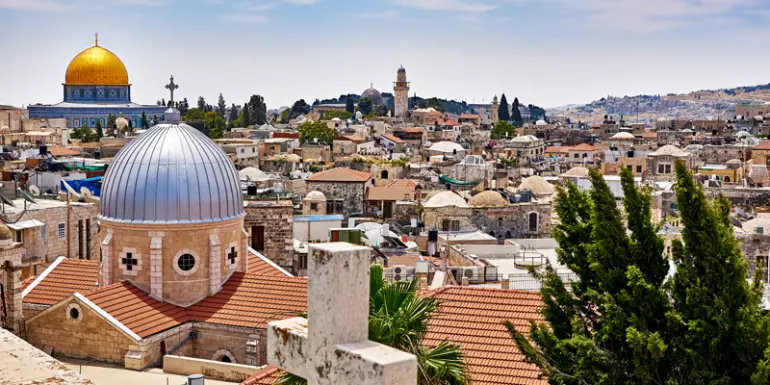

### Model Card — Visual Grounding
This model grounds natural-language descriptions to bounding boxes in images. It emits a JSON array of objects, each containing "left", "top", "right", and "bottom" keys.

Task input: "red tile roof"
[
  {"left": 754, "top": 140, "right": 770, "bottom": 150},
  {"left": 187, "top": 273, "right": 307, "bottom": 329},
  {"left": 545, "top": 146, "right": 571, "bottom": 154},
  {"left": 85, "top": 281, "right": 188, "bottom": 338},
  {"left": 23, "top": 258, "right": 100, "bottom": 305},
  {"left": 307, "top": 167, "right": 372, "bottom": 182},
  {"left": 424, "top": 286, "right": 545, "bottom": 385},
  {"left": 382, "top": 133, "right": 405, "bottom": 144},
  {"left": 242, "top": 365, "right": 282, "bottom": 385},
  {"left": 570, "top": 143, "right": 597, "bottom": 151},
  {"left": 48, "top": 146, "right": 82, "bottom": 157},
  {"left": 241, "top": 286, "right": 545, "bottom": 385},
  {"left": 248, "top": 249, "right": 291, "bottom": 277},
  {"left": 272, "top": 132, "right": 300, "bottom": 139},
  {"left": 403, "top": 127, "right": 425, "bottom": 134},
  {"left": 642, "top": 132, "right": 658, "bottom": 139}
]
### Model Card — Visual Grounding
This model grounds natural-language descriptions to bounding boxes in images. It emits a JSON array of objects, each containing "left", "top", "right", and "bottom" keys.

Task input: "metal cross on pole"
[{"left": 165, "top": 76, "right": 179, "bottom": 105}]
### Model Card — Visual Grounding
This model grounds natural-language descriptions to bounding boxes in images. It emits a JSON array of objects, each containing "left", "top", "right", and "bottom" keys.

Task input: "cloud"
[
  {"left": 282, "top": 0, "right": 317, "bottom": 4},
  {"left": 551, "top": 0, "right": 757, "bottom": 32},
  {"left": 354, "top": 10, "right": 400, "bottom": 20},
  {"left": 0, "top": 0, "right": 69, "bottom": 11},
  {"left": 393, "top": 0, "right": 496, "bottom": 12},
  {"left": 224, "top": 12, "right": 268, "bottom": 22}
]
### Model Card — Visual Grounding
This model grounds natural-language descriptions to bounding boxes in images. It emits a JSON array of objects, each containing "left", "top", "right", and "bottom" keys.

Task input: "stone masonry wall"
[
  {"left": 244, "top": 202, "right": 294, "bottom": 269},
  {"left": 306, "top": 181, "right": 367, "bottom": 219},
  {"left": 26, "top": 298, "right": 134, "bottom": 364},
  {"left": 471, "top": 203, "right": 553, "bottom": 241},
  {"left": 26, "top": 203, "right": 100, "bottom": 261}
]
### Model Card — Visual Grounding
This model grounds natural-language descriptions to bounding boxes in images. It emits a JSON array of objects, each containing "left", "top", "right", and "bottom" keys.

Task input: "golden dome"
[{"left": 65, "top": 44, "right": 129, "bottom": 86}]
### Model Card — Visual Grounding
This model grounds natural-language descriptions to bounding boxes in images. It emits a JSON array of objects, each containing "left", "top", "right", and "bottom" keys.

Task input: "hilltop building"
[
  {"left": 28, "top": 35, "right": 165, "bottom": 129},
  {"left": 393, "top": 66, "right": 410, "bottom": 119}
]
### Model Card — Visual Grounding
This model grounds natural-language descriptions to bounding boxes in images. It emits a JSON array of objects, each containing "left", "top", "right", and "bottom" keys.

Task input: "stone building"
[
  {"left": 303, "top": 191, "right": 327, "bottom": 216},
  {"left": 647, "top": 145, "right": 694, "bottom": 181},
  {"left": 21, "top": 109, "right": 307, "bottom": 375},
  {"left": 393, "top": 66, "right": 410, "bottom": 119},
  {"left": 508, "top": 135, "right": 545, "bottom": 167},
  {"left": 422, "top": 191, "right": 472, "bottom": 231},
  {"left": 752, "top": 140, "right": 770, "bottom": 167},
  {"left": 467, "top": 190, "right": 553, "bottom": 241},
  {"left": 244, "top": 200, "right": 294, "bottom": 269},
  {"left": 0, "top": 223, "right": 24, "bottom": 333},
  {"left": 305, "top": 167, "right": 373, "bottom": 218}
]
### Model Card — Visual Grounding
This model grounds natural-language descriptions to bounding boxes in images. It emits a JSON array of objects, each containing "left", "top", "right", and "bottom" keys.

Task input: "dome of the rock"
[{"left": 65, "top": 45, "right": 129, "bottom": 86}]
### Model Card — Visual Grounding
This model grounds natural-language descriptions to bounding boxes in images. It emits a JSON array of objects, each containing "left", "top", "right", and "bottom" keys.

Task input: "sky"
[{"left": 1, "top": 0, "right": 770, "bottom": 110}]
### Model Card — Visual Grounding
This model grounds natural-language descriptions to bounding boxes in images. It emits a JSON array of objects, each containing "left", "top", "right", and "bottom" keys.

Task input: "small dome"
[
  {"left": 398, "top": 66, "right": 406, "bottom": 73},
  {"left": 469, "top": 191, "right": 508, "bottom": 207},
  {"left": 535, "top": 119, "right": 547, "bottom": 126},
  {"left": 239, "top": 167, "right": 269, "bottom": 182},
  {"left": 361, "top": 85, "right": 384, "bottom": 106},
  {"left": 429, "top": 141, "right": 465, "bottom": 154},
  {"left": 562, "top": 166, "right": 590, "bottom": 178},
  {"left": 519, "top": 175, "right": 555, "bottom": 197},
  {"left": 611, "top": 132, "right": 635, "bottom": 140},
  {"left": 115, "top": 117, "right": 129, "bottom": 129},
  {"left": 305, "top": 191, "right": 327, "bottom": 201},
  {"left": 100, "top": 122, "right": 243, "bottom": 224},
  {"left": 511, "top": 135, "right": 539, "bottom": 143},
  {"left": 424, "top": 191, "right": 469, "bottom": 208},
  {"left": 651, "top": 145, "right": 689, "bottom": 157},
  {"left": 0, "top": 223, "right": 12, "bottom": 242}
]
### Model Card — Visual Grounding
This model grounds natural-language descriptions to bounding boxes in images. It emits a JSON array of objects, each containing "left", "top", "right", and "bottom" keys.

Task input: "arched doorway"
[{"left": 381, "top": 170, "right": 389, "bottom": 180}]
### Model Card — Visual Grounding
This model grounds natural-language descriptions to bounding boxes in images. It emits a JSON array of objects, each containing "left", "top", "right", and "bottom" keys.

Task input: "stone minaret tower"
[
  {"left": 491, "top": 95, "right": 500, "bottom": 123},
  {"left": 393, "top": 66, "right": 410, "bottom": 119}
]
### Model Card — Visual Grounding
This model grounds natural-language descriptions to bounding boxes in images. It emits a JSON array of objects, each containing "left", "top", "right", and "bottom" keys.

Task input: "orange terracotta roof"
[
  {"left": 570, "top": 143, "right": 597, "bottom": 151},
  {"left": 443, "top": 119, "right": 461, "bottom": 126},
  {"left": 403, "top": 127, "right": 425, "bottom": 134},
  {"left": 385, "top": 179, "right": 419, "bottom": 189},
  {"left": 642, "top": 132, "right": 658, "bottom": 139},
  {"left": 307, "top": 167, "right": 372, "bottom": 182},
  {"left": 240, "top": 286, "right": 545, "bottom": 385},
  {"left": 424, "top": 286, "right": 545, "bottom": 385},
  {"left": 272, "top": 132, "right": 300, "bottom": 139},
  {"left": 248, "top": 248, "right": 292, "bottom": 277},
  {"left": 23, "top": 258, "right": 100, "bottom": 305},
  {"left": 755, "top": 140, "right": 770, "bottom": 150},
  {"left": 187, "top": 273, "right": 307, "bottom": 329},
  {"left": 242, "top": 365, "right": 282, "bottom": 385},
  {"left": 85, "top": 281, "right": 188, "bottom": 338},
  {"left": 460, "top": 114, "right": 480, "bottom": 119},
  {"left": 48, "top": 146, "right": 81, "bottom": 157},
  {"left": 382, "top": 133, "right": 405, "bottom": 144},
  {"left": 367, "top": 186, "right": 412, "bottom": 201},
  {"left": 545, "top": 146, "right": 571, "bottom": 154}
]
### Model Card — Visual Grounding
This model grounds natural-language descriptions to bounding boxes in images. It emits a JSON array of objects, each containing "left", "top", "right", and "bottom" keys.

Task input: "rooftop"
[
  {"left": 306, "top": 167, "right": 373, "bottom": 183},
  {"left": 23, "top": 257, "right": 100, "bottom": 305}
]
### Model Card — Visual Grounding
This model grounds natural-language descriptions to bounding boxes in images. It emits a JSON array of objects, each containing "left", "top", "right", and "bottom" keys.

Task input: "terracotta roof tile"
[
  {"left": 247, "top": 249, "right": 291, "bottom": 277},
  {"left": 188, "top": 273, "right": 307, "bottom": 329},
  {"left": 424, "top": 286, "right": 545, "bottom": 385},
  {"left": 570, "top": 143, "right": 597, "bottom": 151},
  {"left": 545, "top": 146, "right": 571, "bottom": 154},
  {"left": 754, "top": 140, "right": 770, "bottom": 150},
  {"left": 306, "top": 167, "right": 373, "bottom": 182},
  {"left": 241, "top": 286, "right": 545, "bottom": 385},
  {"left": 367, "top": 186, "right": 412, "bottom": 201},
  {"left": 242, "top": 365, "right": 282, "bottom": 385},
  {"left": 382, "top": 133, "right": 405, "bottom": 144},
  {"left": 48, "top": 146, "right": 81, "bottom": 157},
  {"left": 23, "top": 258, "right": 100, "bottom": 305},
  {"left": 85, "top": 282, "right": 188, "bottom": 338}
]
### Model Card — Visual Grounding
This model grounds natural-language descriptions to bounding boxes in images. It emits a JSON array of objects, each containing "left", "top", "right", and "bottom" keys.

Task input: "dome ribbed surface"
[
  {"left": 100, "top": 123, "right": 244, "bottom": 224},
  {"left": 65, "top": 45, "right": 129, "bottom": 86}
]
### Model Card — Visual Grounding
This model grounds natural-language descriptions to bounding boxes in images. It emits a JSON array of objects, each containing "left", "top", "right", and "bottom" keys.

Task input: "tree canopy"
[
  {"left": 358, "top": 97, "right": 373, "bottom": 115},
  {"left": 298, "top": 121, "right": 336, "bottom": 145},
  {"left": 491, "top": 121, "right": 516, "bottom": 139},
  {"left": 512, "top": 97, "right": 523, "bottom": 126},
  {"left": 508, "top": 166, "right": 770, "bottom": 385},
  {"left": 498, "top": 94, "right": 511, "bottom": 122}
]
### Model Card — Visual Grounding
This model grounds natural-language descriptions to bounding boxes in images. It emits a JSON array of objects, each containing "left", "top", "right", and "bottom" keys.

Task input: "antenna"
[{"left": 19, "top": 189, "right": 36, "bottom": 205}]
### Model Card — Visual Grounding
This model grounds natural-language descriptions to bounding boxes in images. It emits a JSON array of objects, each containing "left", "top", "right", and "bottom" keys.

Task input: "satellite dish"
[
  {"left": 19, "top": 189, "right": 36, "bottom": 205},
  {"left": 273, "top": 183, "right": 284, "bottom": 193},
  {"left": 61, "top": 180, "right": 82, "bottom": 199},
  {"left": 80, "top": 187, "right": 92, "bottom": 199},
  {"left": 0, "top": 191, "right": 15, "bottom": 207},
  {"left": 29, "top": 185, "right": 40, "bottom": 196}
]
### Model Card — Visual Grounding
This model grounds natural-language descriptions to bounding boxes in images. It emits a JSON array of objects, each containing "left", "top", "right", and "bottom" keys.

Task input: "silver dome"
[{"left": 100, "top": 123, "right": 244, "bottom": 224}]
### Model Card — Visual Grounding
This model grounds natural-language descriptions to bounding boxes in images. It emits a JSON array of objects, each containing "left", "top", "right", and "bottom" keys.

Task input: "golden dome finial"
[{"left": 95, "top": 32, "right": 98, "bottom": 46}]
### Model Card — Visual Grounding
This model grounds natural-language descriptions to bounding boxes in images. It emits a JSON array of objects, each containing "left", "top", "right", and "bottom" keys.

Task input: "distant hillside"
[{"left": 549, "top": 82, "right": 770, "bottom": 124}]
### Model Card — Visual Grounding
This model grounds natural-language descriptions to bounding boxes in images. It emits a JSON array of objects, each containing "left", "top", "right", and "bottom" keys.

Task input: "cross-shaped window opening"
[
  {"left": 228, "top": 247, "right": 238, "bottom": 265},
  {"left": 122, "top": 252, "right": 138, "bottom": 271}
]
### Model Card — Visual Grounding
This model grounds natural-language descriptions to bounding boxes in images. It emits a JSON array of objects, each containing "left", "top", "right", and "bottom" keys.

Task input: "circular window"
[
  {"left": 69, "top": 308, "right": 80, "bottom": 319},
  {"left": 66, "top": 303, "right": 83, "bottom": 322},
  {"left": 177, "top": 254, "right": 195, "bottom": 272}
]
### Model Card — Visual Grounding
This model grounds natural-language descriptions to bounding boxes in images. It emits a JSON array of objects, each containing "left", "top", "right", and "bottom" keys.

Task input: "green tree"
[
  {"left": 178, "top": 98, "right": 190, "bottom": 115},
  {"left": 141, "top": 112, "right": 149, "bottom": 129},
  {"left": 358, "top": 97, "right": 373, "bottom": 115},
  {"left": 95, "top": 120, "right": 103, "bottom": 139},
  {"left": 241, "top": 103, "right": 251, "bottom": 127},
  {"left": 249, "top": 94, "right": 267, "bottom": 125},
  {"left": 217, "top": 93, "right": 227, "bottom": 117},
  {"left": 345, "top": 94, "right": 355, "bottom": 114},
  {"left": 298, "top": 121, "right": 336, "bottom": 145},
  {"left": 667, "top": 162, "right": 770, "bottom": 384},
  {"left": 228, "top": 103, "right": 239, "bottom": 127},
  {"left": 490, "top": 121, "right": 516, "bottom": 139},
  {"left": 511, "top": 97, "right": 523, "bottom": 126},
  {"left": 205, "top": 111, "right": 225, "bottom": 139},
  {"left": 322, "top": 111, "right": 353, "bottom": 120},
  {"left": 498, "top": 94, "right": 510, "bottom": 122},
  {"left": 197, "top": 96, "right": 206, "bottom": 110},
  {"left": 277, "top": 265, "right": 469, "bottom": 385},
  {"left": 290, "top": 99, "right": 311, "bottom": 119},
  {"left": 508, "top": 166, "right": 770, "bottom": 385},
  {"left": 72, "top": 126, "right": 99, "bottom": 142},
  {"left": 183, "top": 108, "right": 206, "bottom": 121}
]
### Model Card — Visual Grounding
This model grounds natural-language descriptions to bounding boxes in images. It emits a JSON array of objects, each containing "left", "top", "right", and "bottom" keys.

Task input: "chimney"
[{"left": 461, "top": 276, "right": 469, "bottom": 286}]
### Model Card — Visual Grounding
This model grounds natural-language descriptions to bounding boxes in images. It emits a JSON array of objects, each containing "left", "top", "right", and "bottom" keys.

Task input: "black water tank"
[
  {"left": 94, "top": 151, "right": 101, "bottom": 159},
  {"left": 39, "top": 145, "right": 47, "bottom": 155},
  {"left": 428, "top": 228, "right": 439, "bottom": 242},
  {"left": 247, "top": 185, "right": 257, "bottom": 195}
]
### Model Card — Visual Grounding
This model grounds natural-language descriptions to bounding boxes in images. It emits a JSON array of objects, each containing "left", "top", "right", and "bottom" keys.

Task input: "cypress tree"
[
  {"left": 346, "top": 94, "right": 355, "bottom": 114},
  {"left": 96, "top": 119, "right": 103, "bottom": 139},
  {"left": 141, "top": 112, "right": 149, "bottom": 129},
  {"left": 217, "top": 93, "right": 227, "bottom": 117},
  {"left": 498, "top": 94, "right": 510, "bottom": 122},
  {"left": 512, "top": 97, "right": 523, "bottom": 125},
  {"left": 241, "top": 103, "right": 250, "bottom": 127}
]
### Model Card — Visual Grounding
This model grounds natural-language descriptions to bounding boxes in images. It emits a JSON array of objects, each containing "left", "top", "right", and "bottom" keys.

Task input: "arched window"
[
  {"left": 381, "top": 170, "right": 389, "bottom": 179},
  {"left": 724, "top": 176, "right": 731, "bottom": 183},
  {"left": 528, "top": 212, "right": 539, "bottom": 232}
]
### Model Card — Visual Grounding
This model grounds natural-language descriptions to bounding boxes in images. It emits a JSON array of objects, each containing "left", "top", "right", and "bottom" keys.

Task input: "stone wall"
[
  {"left": 702, "top": 187, "right": 770, "bottom": 206},
  {"left": 25, "top": 202, "right": 100, "bottom": 261},
  {"left": 192, "top": 323, "right": 266, "bottom": 366},
  {"left": 306, "top": 181, "right": 367, "bottom": 219},
  {"left": 470, "top": 203, "right": 553, "bottom": 241},
  {"left": 25, "top": 298, "right": 135, "bottom": 364},
  {"left": 244, "top": 201, "right": 294, "bottom": 268},
  {"left": 423, "top": 206, "right": 473, "bottom": 231},
  {"left": 163, "top": 355, "right": 259, "bottom": 382}
]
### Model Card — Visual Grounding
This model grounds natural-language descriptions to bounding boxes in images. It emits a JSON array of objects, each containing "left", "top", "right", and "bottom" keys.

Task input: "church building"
[{"left": 28, "top": 35, "right": 166, "bottom": 129}]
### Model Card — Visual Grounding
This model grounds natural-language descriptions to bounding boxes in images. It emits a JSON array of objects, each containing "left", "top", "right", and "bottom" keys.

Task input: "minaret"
[
  {"left": 393, "top": 66, "right": 410, "bottom": 119},
  {"left": 491, "top": 95, "right": 499, "bottom": 123}
]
